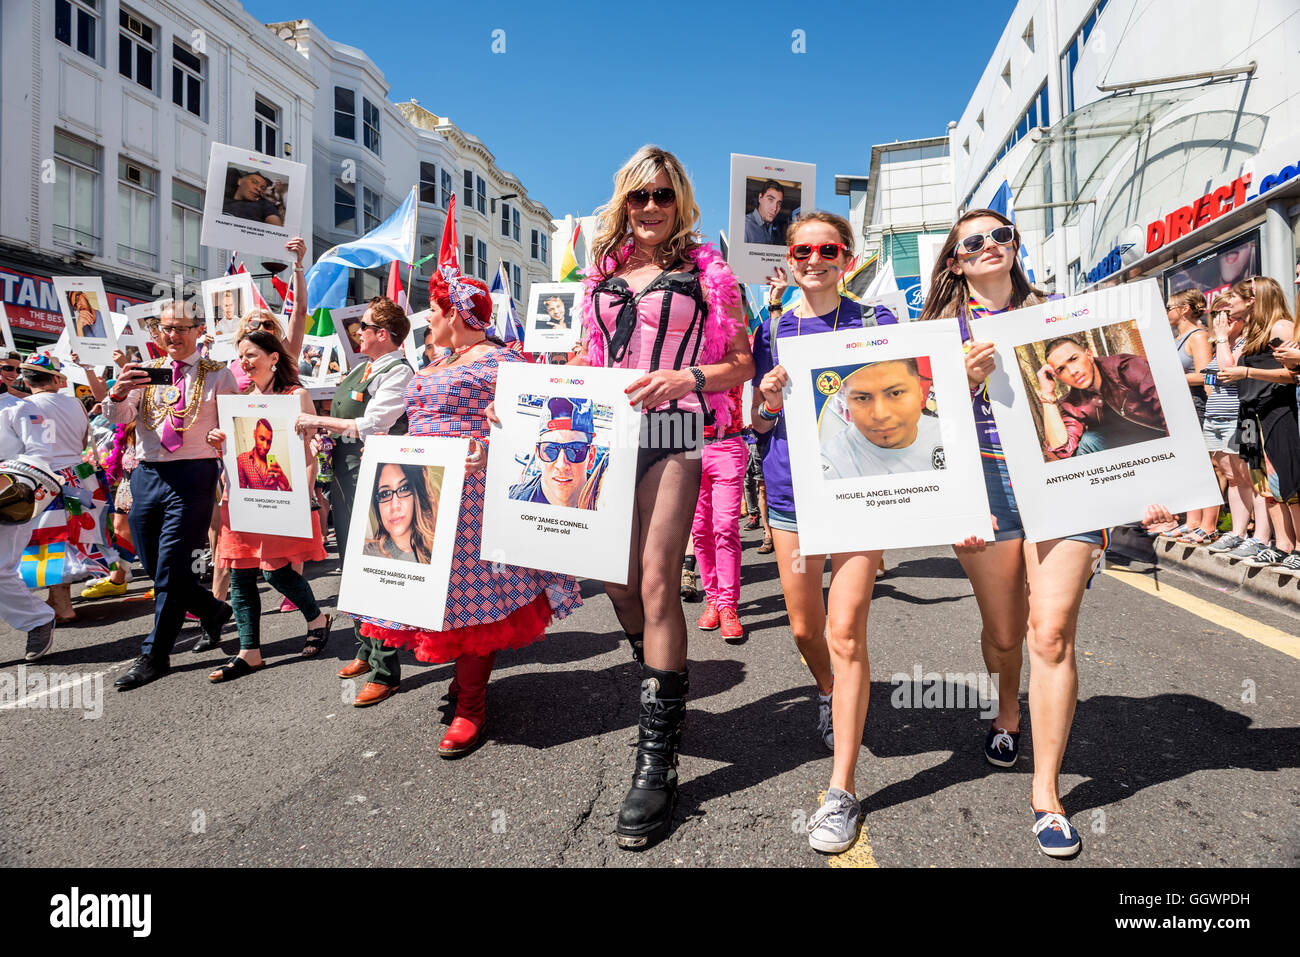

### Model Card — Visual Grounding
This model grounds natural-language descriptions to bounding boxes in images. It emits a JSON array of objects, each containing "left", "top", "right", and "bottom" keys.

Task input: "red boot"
[{"left": 439, "top": 653, "right": 495, "bottom": 758}]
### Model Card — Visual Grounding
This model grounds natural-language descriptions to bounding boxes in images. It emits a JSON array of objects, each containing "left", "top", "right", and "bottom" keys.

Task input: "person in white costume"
[{"left": 0, "top": 354, "right": 91, "bottom": 660}]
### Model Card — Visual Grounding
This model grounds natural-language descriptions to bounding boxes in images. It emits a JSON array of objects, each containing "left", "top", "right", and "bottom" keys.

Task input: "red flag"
[
  {"left": 438, "top": 194, "right": 460, "bottom": 271},
  {"left": 236, "top": 262, "right": 271, "bottom": 311},
  {"left": 386, "top": 260, "right": 408, "bottom": 313}
]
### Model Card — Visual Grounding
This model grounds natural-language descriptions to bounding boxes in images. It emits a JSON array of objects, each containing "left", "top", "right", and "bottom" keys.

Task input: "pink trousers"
[{"left": 690, "top": 437, "right": 748, "bottom": 609}]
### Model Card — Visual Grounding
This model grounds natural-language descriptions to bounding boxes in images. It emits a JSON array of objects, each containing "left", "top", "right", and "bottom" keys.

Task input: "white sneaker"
[
  {"left": 807, "top": 787, "right": 860, "bottom": 853},
  {"left": 817, "top": 688, "right": 834, "bottom": 751}
]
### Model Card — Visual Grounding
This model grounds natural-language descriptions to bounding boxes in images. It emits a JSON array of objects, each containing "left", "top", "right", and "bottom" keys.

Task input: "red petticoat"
[{"left": 360, "top": 591, "right": 554, "bottom": 664}]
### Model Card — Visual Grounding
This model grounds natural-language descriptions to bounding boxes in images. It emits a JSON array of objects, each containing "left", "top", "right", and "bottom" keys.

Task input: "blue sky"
[{"left": 244, "top": 0, "right": 1014, "bottom": 239}]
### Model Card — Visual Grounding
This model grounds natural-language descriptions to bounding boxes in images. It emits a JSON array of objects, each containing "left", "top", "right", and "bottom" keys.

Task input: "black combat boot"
[
  {"left": 624, "top": 631, "right": 644, "bottom": 664},
  {"left": 615, "top": 665, "right": 688, "bottom": 849}
]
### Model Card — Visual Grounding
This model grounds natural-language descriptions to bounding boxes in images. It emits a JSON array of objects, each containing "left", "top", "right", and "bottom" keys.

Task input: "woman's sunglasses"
[
  {"left": 955, "top": 225, "right": 1017, "bottom": 256},
  {"left": 626, "top": 187, "right": 676, "bottom": 210},
  {"left": 375, "top": 482, "right": 413, "bottom": 504},
  {"left": 538, "top": 441, "right": 591, "bottom": 464},
  {"left": 789, "top": 243, "right": 848, "bottom": 262}
]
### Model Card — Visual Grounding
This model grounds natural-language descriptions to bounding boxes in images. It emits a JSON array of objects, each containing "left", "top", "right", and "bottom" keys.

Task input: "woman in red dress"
[
  {"left": 204, "top": 330, "right": 331, "bottom": 681},
  {"left": 358, "top": 268, "right": 582, "bottom": 757}
]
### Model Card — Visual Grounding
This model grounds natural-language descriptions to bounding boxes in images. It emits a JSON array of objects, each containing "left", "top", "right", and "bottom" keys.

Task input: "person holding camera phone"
[
  {"left": 102, "top": 301, "right": 238, "bottom": 691},
  {"left": 1213, "top": 277, "right": 1300, "bottom": 569}
]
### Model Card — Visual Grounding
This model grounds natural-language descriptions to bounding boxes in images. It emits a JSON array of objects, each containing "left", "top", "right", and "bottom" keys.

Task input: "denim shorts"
[
  {"left": 1202, "top": 415, "right": 1240, "bottom": 454},
  {"left": 767, "top": 505, "right": 798, "bottom": 533},
  {"left": 983, "top": 456, "right": 1105, "bottom": 546}
]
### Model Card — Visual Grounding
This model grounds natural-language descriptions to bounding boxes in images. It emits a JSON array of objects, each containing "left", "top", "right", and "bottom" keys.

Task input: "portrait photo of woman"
[{"left": 362, "top": 462, "right": 441, "bottom": 564}]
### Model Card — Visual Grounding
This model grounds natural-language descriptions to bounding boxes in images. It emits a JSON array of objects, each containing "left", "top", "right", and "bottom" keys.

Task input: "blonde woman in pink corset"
[{"left": 575, "top": 145, "right": 753, "bottom": 850}]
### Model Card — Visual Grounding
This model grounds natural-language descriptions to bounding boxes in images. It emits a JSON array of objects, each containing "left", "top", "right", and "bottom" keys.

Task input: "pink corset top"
[{"left": 589, "top": 267, "right": 708, "bottom": 413}]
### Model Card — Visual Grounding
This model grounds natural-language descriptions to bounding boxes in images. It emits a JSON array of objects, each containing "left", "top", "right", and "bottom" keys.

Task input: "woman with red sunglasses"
[
  {"left": 919, "top": 208, "right": 1172, "bottom": 858},
  {"left": 750, "top": 210, "right": 899, "bottom": 854},
  {"left": 573, "top": 145, "right": 753, "bottom": 850}
]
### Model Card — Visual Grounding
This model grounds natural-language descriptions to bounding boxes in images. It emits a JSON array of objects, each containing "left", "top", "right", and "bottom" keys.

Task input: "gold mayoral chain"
[{"left": 143, "top": 357, "right": 216, "bottom": 432}]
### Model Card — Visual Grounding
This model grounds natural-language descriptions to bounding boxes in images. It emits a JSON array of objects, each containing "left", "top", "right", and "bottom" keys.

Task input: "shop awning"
[{"left": 1010, "top": 88, "right": 1210, "bottom": 232}]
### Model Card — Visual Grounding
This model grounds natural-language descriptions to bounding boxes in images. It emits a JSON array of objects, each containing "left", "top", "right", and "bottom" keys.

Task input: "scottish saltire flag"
[
  {"left": 987, "top": 180, "right": 1037, "bottom": 284},
  {"left": 305, "top": 186, "right": 419, "bottom": 310},
  {"left": 490, "top": 263, "right": 524, "bottom": 344}
]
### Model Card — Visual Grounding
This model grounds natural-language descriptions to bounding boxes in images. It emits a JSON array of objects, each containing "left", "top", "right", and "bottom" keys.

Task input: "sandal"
[
  {"left": 1179, "top": 528, "right": 1214, "bottom": 545},
  {"left": 757, "top": 537, "right": 774, "bottom": 554},
  {"left": 208, "top": 656, "right": 264, "bottom": 683},
  {"left": 301, "top": 613, "right": 334, "bottom": 658}
]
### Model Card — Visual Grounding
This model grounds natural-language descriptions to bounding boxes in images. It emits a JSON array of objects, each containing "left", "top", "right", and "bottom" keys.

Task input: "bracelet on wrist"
[{"left": 758, "top": 400, "right": 782, "bottom": 420}]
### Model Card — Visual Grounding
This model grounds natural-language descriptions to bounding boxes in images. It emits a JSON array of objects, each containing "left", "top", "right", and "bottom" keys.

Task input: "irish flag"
[{"left": 559, "top": 220, "right": 582, "bottom": 282}]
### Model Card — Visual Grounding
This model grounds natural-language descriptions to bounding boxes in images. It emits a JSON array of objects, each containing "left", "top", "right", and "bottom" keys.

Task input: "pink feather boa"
[{"left": 580, "top": 242, "right": 741, "bottom": 422}]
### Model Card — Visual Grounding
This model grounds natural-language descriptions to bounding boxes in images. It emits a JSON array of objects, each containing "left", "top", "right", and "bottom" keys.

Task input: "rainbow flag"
[{"left": 559, "top": 220, "right": 583, "bottom": 282}]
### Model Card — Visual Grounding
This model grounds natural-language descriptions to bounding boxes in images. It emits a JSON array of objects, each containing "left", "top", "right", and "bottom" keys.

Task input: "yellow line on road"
[
  {"left": 817, "top": 791, "right": 879, "bottom": 868},
  {"left": 1104, "top": 568, "right": 1300, "bottom": 660}
]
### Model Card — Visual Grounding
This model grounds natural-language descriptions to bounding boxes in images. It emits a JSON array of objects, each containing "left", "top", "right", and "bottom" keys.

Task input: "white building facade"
[
  {"left": 0, "top": 0, "right": 316, "bottom": 347},
  {"left": 269, "top": 20, "right": 555, "bottom": 314},
  {"left": 948, "top": 0, "right": 1300, "bottom": 307},
  {"left": 837, "top": 137, "right": 955, "bottom": 316}
]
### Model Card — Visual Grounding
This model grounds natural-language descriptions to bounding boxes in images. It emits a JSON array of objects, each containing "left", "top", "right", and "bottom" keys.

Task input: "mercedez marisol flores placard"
[
  {"left": 217, "top": 394, "right": 312, "bottom": 539},
  {"left": 336, "top": 435, "right": 467, "bottom": 633},
  {"left": 480, "top": 362, "right": 641, "bottom": 583},
  {"left": 969, "top": 280, "right": 1221, "bottom": 541},
  {"left": 778, "top": 319, "right": 992, "bottom": 554}
]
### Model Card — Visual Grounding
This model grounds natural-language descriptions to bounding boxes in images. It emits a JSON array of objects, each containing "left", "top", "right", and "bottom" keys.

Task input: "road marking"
[
  {"left": 1104, "top": 568, "right": 1300, "bottom": 660},
  {"left": 0, "top": 671, "right": 105, "bottom": 711},
  {"left": 817, "top": 790, "right": 879, "bottom": 868}
]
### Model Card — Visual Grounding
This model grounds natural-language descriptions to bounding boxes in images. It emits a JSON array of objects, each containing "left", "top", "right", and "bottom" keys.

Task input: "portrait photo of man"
[
  {"left": 819, "top": 358, "right": 945, "bottom": 479},
  {"left": 745, "top": 179, "right": 786, "bottom": 246},
  {"left": 222, "top": 168, "right": 284, "bottom": 226},
  {"left": 1032, "top": 333, "right": 1168, "bottom": 460},
  {"left": 236, "top": 417, "right": 292, "bottom": 491},
  {"left": 509, "top": 397, "right": 604, "bottom": 510},
  {"left": 539, "top": 296, "right": 572, "bottom": 331}
]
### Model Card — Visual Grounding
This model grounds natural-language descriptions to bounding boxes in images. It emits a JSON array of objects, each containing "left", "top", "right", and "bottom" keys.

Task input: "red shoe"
[
  {"left": 697, "top": 601, "right": 720, "bottom": 630},
  {"left": 719, "top": 606, "right": 744, "bottom": 640},
  {"left": 439, "top": 653, "right": 495, "bottom": 758}
]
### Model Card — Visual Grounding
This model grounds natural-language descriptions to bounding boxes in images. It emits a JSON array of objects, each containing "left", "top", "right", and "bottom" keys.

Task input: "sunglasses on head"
[
  {"left": 626, "top": 187, "right": 676, "bottom": 209},
  {"left": 537, "top": 441, "right": 591, "bottom": 464},
  {"left": 955, "top": 225, "right": 1017, "bottom": 256},
  {"left": 789, "top": 243, "right": 848, "bottom": 262}
]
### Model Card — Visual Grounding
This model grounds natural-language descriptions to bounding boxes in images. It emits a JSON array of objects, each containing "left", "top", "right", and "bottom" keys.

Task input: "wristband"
[
  {"left": 758, "top": 401, "right": 781, "bottom": 421},
  {"left": 688, "top": 366, "right": 706, "bottom": 391}
]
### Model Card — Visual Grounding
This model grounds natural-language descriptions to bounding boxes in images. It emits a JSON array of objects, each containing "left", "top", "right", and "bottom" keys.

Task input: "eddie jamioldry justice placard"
[{"left": 218, "top": 394, "right": 312, "bottom": 539}]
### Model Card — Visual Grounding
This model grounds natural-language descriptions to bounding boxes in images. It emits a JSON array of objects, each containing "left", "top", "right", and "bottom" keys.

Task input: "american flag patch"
[{"left": 26, "top": 414, "right": 44, "bottom": 425}]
